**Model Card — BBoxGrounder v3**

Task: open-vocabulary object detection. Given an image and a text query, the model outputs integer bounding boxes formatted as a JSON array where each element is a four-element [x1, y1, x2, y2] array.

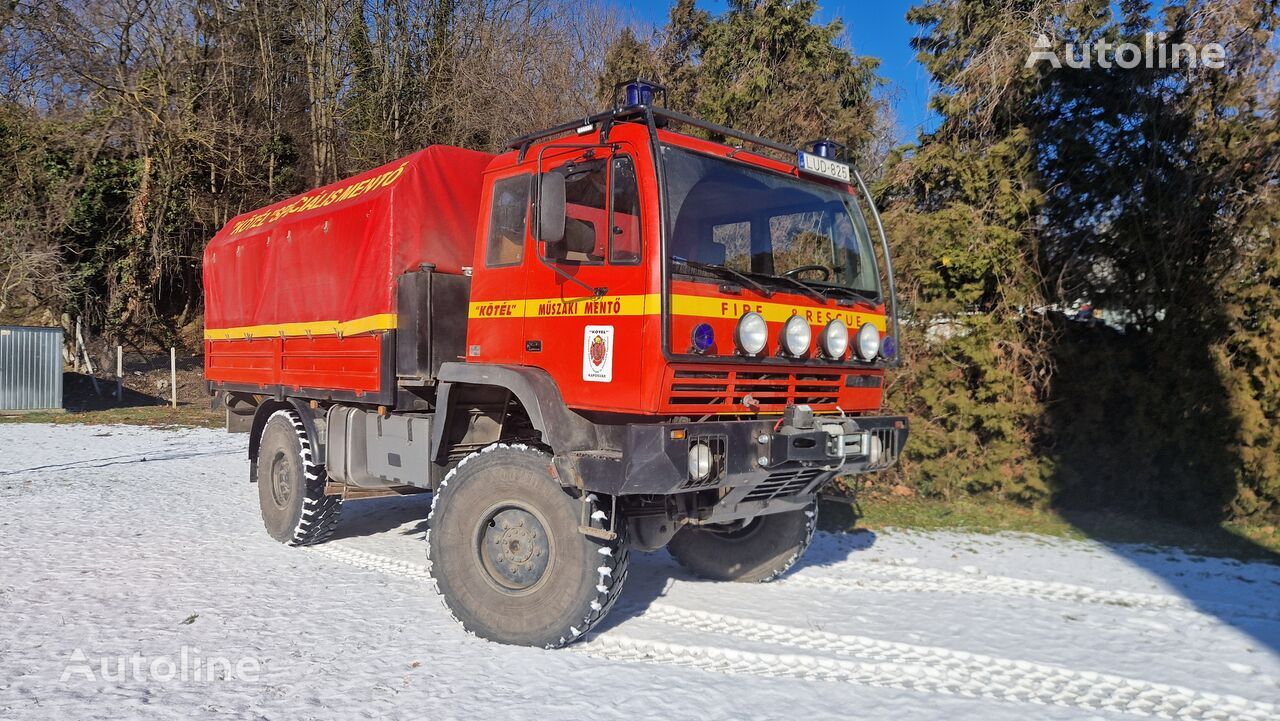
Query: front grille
[[665, 367, 843, 413], [742, 467, 827, 502]]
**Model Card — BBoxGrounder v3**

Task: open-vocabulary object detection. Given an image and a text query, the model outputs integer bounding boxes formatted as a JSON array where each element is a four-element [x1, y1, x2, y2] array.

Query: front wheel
[[427, 444, 629, 647], [667, 501, 817, 583]]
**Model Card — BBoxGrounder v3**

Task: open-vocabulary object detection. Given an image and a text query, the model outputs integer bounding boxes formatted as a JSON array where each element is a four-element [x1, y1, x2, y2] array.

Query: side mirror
[[536, 171, 566, 243]]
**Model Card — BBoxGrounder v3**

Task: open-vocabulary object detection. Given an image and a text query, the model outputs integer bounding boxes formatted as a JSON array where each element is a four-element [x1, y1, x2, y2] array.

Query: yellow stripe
[[467, 299, 524, 319], [669, 294, 887, 331], [469, 293, 886, 330], [206, 294, 886, 340], [525, 294, 655, 317], [204, 313, 397, 340], [468, 295, 660, 319]]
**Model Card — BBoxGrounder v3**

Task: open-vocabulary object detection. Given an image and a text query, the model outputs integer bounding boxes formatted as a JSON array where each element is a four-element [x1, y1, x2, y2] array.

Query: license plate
[[797, 151, 851, 183]]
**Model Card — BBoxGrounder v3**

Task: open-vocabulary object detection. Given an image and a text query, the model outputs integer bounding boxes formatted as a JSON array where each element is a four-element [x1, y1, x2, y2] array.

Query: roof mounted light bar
[[805, 139, 849, 163], [613, 79, 667, 109]]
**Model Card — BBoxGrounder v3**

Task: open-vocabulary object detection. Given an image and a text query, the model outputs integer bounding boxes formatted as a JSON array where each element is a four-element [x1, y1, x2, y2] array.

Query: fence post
[[115, 345, 123, 402], [170, 347, 177, 408], [76, 320, 100, 396]]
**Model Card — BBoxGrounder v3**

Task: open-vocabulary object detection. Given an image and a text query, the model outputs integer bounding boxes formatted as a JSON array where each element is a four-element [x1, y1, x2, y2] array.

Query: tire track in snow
[[307, 543, 434, 581], [576, 635, 1278, 721], [314, 537, 1278, 624], [784, 563, 1280, 622], [0, 448, 239, 477], [306, 543, 1279, 720], [623, 604, 1279, 721]]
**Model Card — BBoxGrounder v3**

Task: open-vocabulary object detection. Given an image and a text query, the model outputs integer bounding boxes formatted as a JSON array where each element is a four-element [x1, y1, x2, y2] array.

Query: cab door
[[465, 171, 532, 366], [522, 145, 648, 414]]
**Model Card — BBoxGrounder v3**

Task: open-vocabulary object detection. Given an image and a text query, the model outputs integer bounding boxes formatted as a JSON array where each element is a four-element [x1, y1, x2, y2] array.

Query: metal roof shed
[[0, 325, 64, 412]]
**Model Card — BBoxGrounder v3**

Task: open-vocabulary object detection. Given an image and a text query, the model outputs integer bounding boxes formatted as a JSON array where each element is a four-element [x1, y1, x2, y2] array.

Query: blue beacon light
[[691, 323, 715, 353]]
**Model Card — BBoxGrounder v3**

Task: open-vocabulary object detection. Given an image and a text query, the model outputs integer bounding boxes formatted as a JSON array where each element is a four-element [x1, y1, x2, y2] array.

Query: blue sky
[[622, 0, 940, 144]]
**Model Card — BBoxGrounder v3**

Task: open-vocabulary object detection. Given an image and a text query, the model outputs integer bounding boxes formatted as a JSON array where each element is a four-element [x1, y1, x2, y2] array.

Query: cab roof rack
[[506, 104, 800, 163]]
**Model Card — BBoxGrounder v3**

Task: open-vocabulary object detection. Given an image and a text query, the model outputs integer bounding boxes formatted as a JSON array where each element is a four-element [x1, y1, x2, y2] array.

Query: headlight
[[688, 442, 713, 480], [856, 322, 880, 361], [820, 319, 849, 359], [866, 433, 884, 466], [735, 312, 767, 355], [781, 315, 812, 357]]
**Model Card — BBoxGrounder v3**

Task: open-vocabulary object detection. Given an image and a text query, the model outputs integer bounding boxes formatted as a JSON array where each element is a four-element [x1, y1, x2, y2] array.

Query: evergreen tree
[[1033, 0, 1280, 520], [880, 0, 1052, 501], [600, 0, 888, 163]]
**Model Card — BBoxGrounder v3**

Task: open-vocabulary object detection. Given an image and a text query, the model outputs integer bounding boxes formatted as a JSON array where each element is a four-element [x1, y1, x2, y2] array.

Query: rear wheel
[[667, 500, 817, 583], [427, 444, 629, 647], [257, 409, 343, 546]]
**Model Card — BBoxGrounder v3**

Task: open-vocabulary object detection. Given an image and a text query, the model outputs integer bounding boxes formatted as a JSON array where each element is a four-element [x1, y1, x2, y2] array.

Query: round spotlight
[[856, 323, 880, 361], [781, 315, 812, 357], [735, 312, 768, 355], [821, 319, 849, 359], [691, 323, 714, 353], [880, 335, 897, 360], [866, 434, 884, 466], [688, 442, 713, 480]]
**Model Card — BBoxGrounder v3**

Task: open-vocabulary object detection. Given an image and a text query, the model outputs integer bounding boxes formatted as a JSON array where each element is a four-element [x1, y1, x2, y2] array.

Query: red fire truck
[[204, 81, 907, 647]]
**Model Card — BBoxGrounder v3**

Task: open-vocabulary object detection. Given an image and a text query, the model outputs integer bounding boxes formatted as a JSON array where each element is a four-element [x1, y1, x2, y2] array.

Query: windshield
[[662, 145, 881, 300]]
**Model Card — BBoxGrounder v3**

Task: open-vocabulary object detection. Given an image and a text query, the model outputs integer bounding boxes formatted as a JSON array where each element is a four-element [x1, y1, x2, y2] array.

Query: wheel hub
[[479, 507, 550, 591], [270, 454, 292, 507]]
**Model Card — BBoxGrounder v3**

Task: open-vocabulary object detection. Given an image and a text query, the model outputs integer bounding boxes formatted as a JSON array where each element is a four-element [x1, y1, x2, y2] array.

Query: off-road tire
[[257, 409, 343, 546], [667, 500, 817, 583], [427, 444, 629, 647]]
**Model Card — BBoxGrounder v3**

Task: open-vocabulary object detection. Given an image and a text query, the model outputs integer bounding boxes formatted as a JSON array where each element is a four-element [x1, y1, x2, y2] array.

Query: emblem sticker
[[583, 325, 614, 382]]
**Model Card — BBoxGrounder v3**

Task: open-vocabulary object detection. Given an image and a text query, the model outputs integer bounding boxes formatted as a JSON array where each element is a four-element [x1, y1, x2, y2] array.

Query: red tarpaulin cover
[[203, 145, 494, 332]]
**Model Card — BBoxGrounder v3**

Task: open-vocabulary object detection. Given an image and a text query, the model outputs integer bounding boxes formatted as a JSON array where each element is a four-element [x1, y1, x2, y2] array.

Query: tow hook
[[820, 422, 848, 471]]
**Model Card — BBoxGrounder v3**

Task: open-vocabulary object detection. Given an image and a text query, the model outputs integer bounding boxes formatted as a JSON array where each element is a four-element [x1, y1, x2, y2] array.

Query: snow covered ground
[[1, 423, 1277, 720]]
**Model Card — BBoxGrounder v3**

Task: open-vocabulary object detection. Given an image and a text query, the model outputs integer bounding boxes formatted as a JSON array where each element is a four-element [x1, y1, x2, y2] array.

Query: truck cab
[[455, 85, 904, 506], [205, 81, 906, 648]]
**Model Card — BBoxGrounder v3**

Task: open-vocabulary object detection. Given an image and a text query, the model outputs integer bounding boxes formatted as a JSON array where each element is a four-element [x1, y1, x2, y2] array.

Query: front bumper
[[561, 407, 908, 499]]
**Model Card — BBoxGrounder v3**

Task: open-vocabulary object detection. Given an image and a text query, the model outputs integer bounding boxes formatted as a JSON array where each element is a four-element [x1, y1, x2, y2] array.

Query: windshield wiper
[[672, 256, 774, 298], [754, 272, 827, 303], [809, 284, 880, 309]]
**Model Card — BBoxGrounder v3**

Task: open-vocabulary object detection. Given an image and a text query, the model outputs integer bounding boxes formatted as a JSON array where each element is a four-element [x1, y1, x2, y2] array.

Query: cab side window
[[485, 175, 529, 267], [610, 156, 642, 264], [545, 158, 607, 265]]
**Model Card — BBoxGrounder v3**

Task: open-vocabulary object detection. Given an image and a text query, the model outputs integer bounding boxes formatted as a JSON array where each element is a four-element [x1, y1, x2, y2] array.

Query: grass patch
[[0, 404, 222, 429], [820, 494, 1280, 562]]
